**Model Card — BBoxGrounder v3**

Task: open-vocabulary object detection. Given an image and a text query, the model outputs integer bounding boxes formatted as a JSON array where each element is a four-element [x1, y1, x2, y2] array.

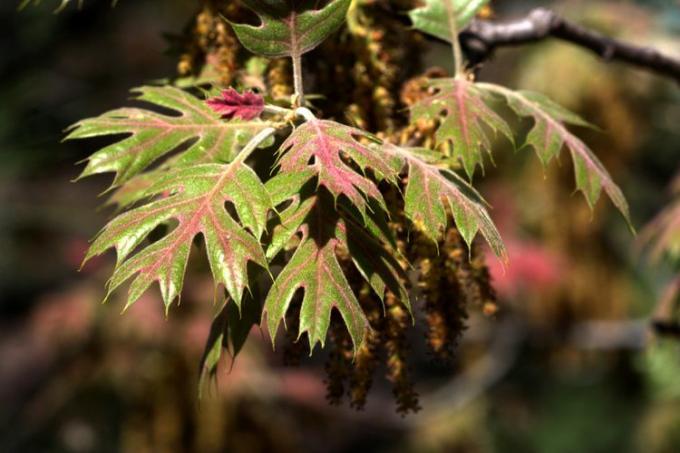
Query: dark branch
[[461, 8, 680, 83]]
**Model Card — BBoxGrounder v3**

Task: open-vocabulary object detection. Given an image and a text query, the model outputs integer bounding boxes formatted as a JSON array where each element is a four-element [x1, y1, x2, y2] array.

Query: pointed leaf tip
[[477, 83, 633, 229], [88, 162, 271, 314], [68, 85, 275, 190], [411, 78, 513, 180]]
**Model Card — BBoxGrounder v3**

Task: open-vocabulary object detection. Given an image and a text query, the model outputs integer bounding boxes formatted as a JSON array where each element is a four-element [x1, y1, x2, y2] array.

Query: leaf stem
[[291, 54, 305, 107], [235, 126, 278, 164], [443, 0, 464, 78], [263, 105, 316, 123], [294, 107, 316, 122], [263, 105, 293, 116]]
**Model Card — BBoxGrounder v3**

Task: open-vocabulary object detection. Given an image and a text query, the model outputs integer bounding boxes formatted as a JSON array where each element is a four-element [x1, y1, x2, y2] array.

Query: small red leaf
[[206, 88, 265, 120]]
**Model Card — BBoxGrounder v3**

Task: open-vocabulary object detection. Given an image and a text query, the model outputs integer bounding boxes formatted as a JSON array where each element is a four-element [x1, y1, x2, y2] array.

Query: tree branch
[[461, 8, 680, 83]]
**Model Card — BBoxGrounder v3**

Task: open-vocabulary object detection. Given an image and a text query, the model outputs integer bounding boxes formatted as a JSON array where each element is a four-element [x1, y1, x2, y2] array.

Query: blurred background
[[1, 0, 679, 452]]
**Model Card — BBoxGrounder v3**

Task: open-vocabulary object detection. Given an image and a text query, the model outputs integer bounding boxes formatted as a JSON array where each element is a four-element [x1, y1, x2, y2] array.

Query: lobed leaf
[[263, 191, 408, 353], [411, 78, 513, 179], [384, 145, 507, 259], [409, 0, 489, 43], [230, 0, 351, 58], [276, 119, 401, 217], [85, 163, 271, 312], [478, 83, 633, 228], [263, 193, 369, 352], [66, 85, 274, 188]]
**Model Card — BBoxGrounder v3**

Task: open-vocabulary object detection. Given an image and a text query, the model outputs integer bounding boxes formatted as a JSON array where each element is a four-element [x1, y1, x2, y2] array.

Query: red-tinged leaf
[[640, 170, 680, 262], [477, 83, 633, 229], [411, 78, 513, 179], [206, 88, 265, 120], [263, 191, 409, 353], [230, 0, 351, 58], [276, 119, 401, 217], [66, 85, 275, 189], [84, 163, 271, 312], [384, 145, 507, 259], [264, 193, 369, 352]]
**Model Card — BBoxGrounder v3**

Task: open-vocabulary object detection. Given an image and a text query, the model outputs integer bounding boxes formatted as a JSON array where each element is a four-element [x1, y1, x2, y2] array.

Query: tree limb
[[461, 8, 680, 83]]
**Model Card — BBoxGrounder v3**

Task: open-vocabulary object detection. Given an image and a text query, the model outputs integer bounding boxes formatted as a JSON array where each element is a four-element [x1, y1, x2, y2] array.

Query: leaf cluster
[[67, 0, 633, 375]]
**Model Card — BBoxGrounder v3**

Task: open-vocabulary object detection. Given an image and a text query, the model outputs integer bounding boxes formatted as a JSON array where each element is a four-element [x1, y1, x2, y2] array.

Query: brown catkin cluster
[[347, 286, 382, 409], [384, 290, 421, 414], [176, 1, 242, 86], [345, 0, 424, 134], [325, 319, 354, 405], [323, 284, 420, 415], [266, 58, 294, 101]]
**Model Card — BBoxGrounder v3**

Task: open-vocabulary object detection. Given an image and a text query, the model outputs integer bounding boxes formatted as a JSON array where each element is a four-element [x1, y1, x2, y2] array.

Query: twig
[[461, 8, 680, 83]]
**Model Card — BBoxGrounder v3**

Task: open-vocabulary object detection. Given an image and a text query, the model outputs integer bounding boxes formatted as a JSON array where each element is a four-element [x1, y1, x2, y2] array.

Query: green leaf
[[263, 192, 372, 353], [411, 78, 513, 179], [84, 163, 271, 312], [338, 204, 409, 307], [264, 189, 411, 351], [230, 0, 351, 58], [409, 0, 489, 43], [66, 86, 274, 188], [478, 83, 633, 228], [276, 119, 401, 217], [384, 145, 506, 258]]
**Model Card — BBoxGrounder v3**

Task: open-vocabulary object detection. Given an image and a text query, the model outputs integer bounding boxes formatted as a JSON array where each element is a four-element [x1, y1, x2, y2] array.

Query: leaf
[[263, 189, 410, 352], [206, 88, 265, 120], [478, 83, 633, 228], [230, 0, 351, 58], [339, 204, 409, 307], [84, 163, 271, 312], [199, 290, 263, 397], [409, 0, 489, 43], [411, 78, 513, 179], [384, 145, 506, 258], [640, 199, 680, 261], [66, 85, 274, 187], [276, 119, 400, 217]]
